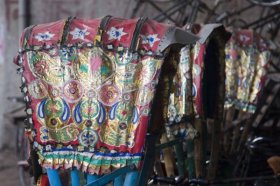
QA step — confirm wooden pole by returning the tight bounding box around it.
[207,118,222,180]
[223,106,236,155]
[194,119,205,178]
[229,111,247,155]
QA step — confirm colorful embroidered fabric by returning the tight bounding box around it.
[167,37,204,123]
[191,42,205,117]
[224,36,239,108]
[167,41,205,120]
[166,43,204,139]
[166,24,229,139]
[16,16,189,174]
[225,30,270,113]
[166,45,193,139]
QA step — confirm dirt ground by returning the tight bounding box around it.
[0,148,20,186]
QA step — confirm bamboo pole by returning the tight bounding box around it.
[160,133,176,177]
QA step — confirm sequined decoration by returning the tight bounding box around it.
[63,80,84,103]
[98,84,120,106]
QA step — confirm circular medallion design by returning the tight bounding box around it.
[80,100,99,119]
[98,84,120,106]
[44,99,63,117]
[63,80,84,103]
[28,79,47,99]
[79,129,98,147]
[115,52,133,65]
[115,102,133,122]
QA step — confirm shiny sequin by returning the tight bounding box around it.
[63,80,84,103]
[98,84,120,106]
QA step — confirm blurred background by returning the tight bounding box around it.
[0,0,280,185]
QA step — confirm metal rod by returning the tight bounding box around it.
[153,0,188,20]
[158,2,189,22]
[253,15,279,30]
[243,11,280,28]
[131,0,144,18]
[155,136,185,150]
[210,175,279,184]
[85,165,136,186]
[258,6,267,34]
[187,1,199,23]
[148,0,177,23]
[229,4,255,17]
[216,4,255,23]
